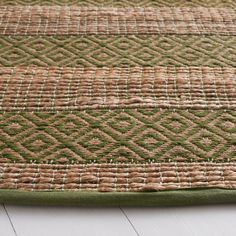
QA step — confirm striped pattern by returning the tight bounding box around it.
[0,67,235,111]
[1,7,236,35]
[1,163,236,192]
[0,0,235,197]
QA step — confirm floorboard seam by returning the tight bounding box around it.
[120,207,140,236]
[3,205,18,236]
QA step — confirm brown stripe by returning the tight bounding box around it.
[0,7,236,35]
[0,162,235,192]
[0,67,235,111]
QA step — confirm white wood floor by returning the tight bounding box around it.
[0,204,236,236]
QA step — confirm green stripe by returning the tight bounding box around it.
[0,109,235,163]
[1,0,236,7]
[0,36,236,67]
[0,189,236,206]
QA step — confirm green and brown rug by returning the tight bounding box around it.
[0,0,235,206]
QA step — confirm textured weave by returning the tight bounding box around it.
[0,67,235,111]
[1,7,236,35]
[0,36,236,67]
[0,0,235,205]
[1,0,236,7]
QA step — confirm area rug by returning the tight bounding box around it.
[0,0,235,206]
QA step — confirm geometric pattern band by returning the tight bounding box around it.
[1,36,236,67]
[0,67,235,111]
[1,7,236,35]
[0,109,235,164]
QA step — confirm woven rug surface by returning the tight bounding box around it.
[0,0,235,206]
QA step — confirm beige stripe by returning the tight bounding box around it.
[0,162,235,192]
[0,7,236,35]
[0,67,235,111]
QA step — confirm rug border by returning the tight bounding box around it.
[0,189,236,206]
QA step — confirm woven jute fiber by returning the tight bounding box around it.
[0,0,235,206]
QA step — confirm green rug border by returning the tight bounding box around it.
[0,189,236,206]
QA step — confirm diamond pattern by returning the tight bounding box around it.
[134,128,167,152]
[0,109,234,164]
[22,132,56,153]
[0,0,234,197]
[106,112,137,135]
[190,129,223,152]
[0,36,235,67]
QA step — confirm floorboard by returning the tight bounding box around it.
[5,205,137,236]
[0,204,16,236]
[4,205,236,236]
[123,205,236,236]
